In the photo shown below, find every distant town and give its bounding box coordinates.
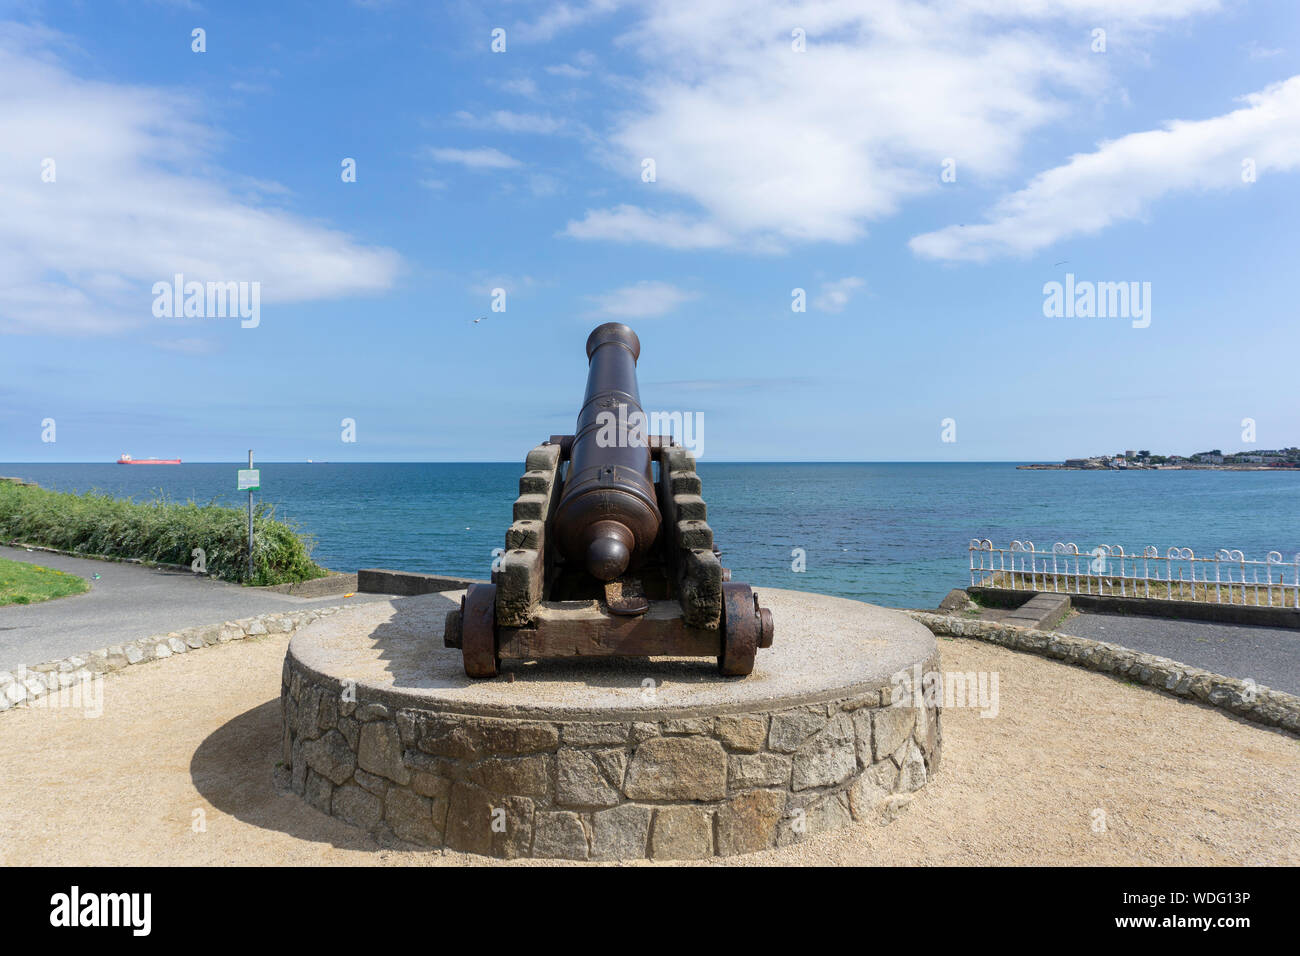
[1018,448,1300,470]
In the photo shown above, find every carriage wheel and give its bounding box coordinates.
[719,583,759,676]
[461,583,500,678]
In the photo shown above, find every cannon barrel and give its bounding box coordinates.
[553,323,662,581]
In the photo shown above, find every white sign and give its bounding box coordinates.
[237,469,260,491]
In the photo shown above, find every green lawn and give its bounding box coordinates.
[0,557,91,606]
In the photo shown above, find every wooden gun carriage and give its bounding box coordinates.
[444,323,773,677]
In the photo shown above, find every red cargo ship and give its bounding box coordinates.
[116,454,181,465]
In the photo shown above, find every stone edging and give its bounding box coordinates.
[908,611,1300,736]
[0,605,348,714]
[281,650,943,860]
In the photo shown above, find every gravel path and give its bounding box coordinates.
[1058,611,1300,696]
[1,630,1294,866]
[0,545,389,670]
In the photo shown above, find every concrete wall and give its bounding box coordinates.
[357,569,486,597]
[969,586,1300,630]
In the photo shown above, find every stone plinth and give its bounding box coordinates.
[281,588,941,860]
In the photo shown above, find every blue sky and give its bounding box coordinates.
[1,0,1298,462]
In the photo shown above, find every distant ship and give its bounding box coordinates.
[116,454,181,465]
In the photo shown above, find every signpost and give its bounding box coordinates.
[239,451,260,580]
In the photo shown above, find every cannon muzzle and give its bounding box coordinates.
[553,323,662,580]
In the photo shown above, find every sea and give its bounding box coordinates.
[3,462,1297,609]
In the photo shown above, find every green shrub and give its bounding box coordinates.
[0,483,327,586]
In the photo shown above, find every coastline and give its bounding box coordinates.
[1016,463,1299,471]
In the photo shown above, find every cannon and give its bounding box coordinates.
[444,322,773,677]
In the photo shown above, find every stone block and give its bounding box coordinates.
[317,689,339,731]
[661,716,711,735]
[768,708,827,753]
[444,783,534,859]
[411,772,450,800]
[467,755,551,798]
[625,737,726,801]
[290,739,307,794]
[717,789,784,855]
[561,722,628,746]
[532,811,588,860]
[873,706,916,761]
[338,715,359,751]
[525,443,562,473]
[650,806,713,860]
[715,714,766,752]
[358,721,411,785]
[670,472,702,496]
[792,712,856,791]
[333,783,383,832]
[672,494,707,521]
[778,792,852,847]
[630,722,659,744]
[590,804,652,861]
[295,686,324,742]
[420,716,558,758]
[354,768,388,796]
[897,740,927,792]
[305,770,333,814]
[512,493,548,522]
[556,750,616,807]
[302,729,356,786]
[386,788,439,846]
[356,702,390,721]
[728,752,792,790]
[497,549,543,626]
[848,769,890,821]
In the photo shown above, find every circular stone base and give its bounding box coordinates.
[281,588,942,860]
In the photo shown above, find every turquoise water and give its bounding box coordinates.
[4,462,1297,608]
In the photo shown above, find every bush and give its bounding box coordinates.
[0,483,327,586]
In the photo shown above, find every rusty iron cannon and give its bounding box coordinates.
[444,322,773,677]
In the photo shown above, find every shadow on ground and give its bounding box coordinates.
[189,698,398,851]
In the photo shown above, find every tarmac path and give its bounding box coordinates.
[0,545,388,670]
[1058,611,1300,696]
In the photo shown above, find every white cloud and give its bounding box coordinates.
[529,174,561,197]
[1245,41,1284,60]
[154,336,218,355]
[496,77,539,97]
[426,146,523,169]
[468,274,545,297]
[545,63,589,79]
[0,24,401,335]
[910,76,1300,261]
[587,280,698,317]
[813,277,866,313]
[513,1,623,43]
[454,110,564,134]
[554,0,1222,252]
[564,205,732,249]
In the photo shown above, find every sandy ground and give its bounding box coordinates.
[1,632,1296,866]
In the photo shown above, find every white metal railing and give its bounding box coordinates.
[969,539,1300,607]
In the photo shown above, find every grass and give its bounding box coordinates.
[0,482,328,587]
[978,571,1297,608]
[0,557,90,606]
